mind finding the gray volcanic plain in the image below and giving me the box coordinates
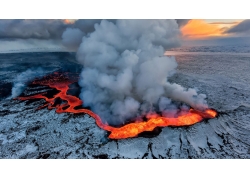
[0,50,250,159]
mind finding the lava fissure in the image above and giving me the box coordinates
[17,73,217,139]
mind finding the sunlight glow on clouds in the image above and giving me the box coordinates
[181,19,242,39]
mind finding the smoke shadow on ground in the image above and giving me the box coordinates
[0,82,12,99]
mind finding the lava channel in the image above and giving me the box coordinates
[16,72,218,139]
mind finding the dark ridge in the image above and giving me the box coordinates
[0,110,10,116]
[51,97,63,107]
[0,82,12,99]
[67,82,81,97]
[72,113,87,118]
[93,154,108,159]
[74,105,92,110]
[106,131,112,138]
[200,118,209,124]
[43,88,60,99]
[41,154,50,159]
[62,105,70,110]
[37,153,51,159]
[24,98,44,105]
[100,134,110,144]
[137,127,162,138]
[26,125,42,135]
[25,83,49,89]
[148,142,157,159]
[142,116,148,121]
[18,85,61,105]
[22,84,60,99]
[107,116,144,128]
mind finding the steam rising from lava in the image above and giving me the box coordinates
[71,20,208,126]
[10,68,47,98]
[11,20,216,140]
[17,73,217,139]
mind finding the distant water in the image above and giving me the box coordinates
[167,44,250,55]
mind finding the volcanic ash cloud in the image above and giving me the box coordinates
[73,20,208,125]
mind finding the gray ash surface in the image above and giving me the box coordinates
[0,52,250,159]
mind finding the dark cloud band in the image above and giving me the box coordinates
[225,20,250,35]
[0,19,185,40]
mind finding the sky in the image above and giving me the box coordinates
[181,19,245,39]
[0,19,249,52]
[63,19,248,39]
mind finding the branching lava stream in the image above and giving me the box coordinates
[17,72,217,139]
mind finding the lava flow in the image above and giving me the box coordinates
[17,72,217,139]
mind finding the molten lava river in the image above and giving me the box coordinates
[17,72,217,139]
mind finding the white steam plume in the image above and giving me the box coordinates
[69,20,208,125]
[10,68,46,98]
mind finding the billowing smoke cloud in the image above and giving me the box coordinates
[72,20,208,126]
[61,20,116,51]
[61,19,189,52]
[225,20,250,35]
[10,68,46,98]
[62,28,85,51]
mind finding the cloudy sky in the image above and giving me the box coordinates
[181,19,246,39]
[0,19,249,52]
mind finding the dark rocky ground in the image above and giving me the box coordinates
[0,52,250,158]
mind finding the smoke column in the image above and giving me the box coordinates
[10,68,46,98]
[66,20,208,126]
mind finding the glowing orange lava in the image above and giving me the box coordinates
[17,72,217,139]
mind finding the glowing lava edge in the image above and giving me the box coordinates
[17,73,217,139]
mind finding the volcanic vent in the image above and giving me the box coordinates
[17,72,217,139]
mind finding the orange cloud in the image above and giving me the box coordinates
[181,19,235,39]
[63,19,76,24]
